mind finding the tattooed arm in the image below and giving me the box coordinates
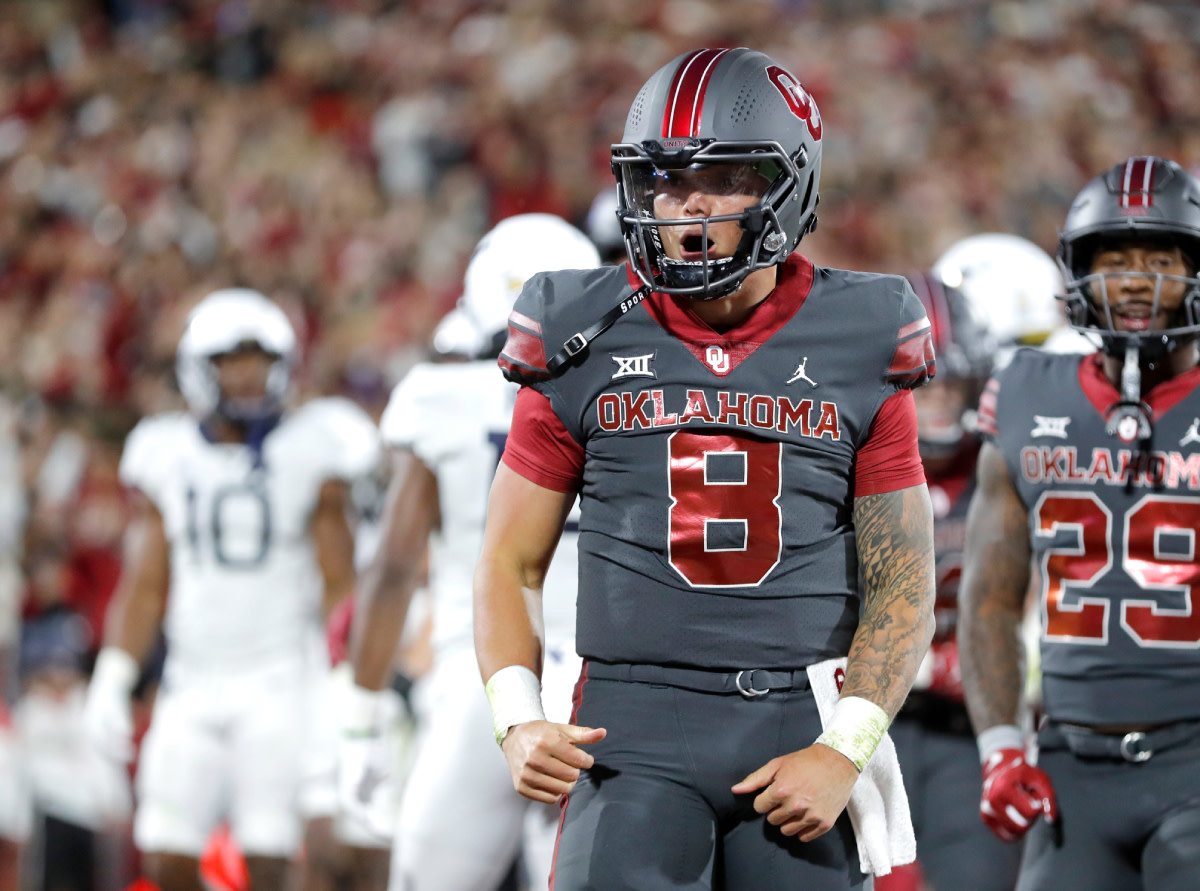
[732,482,935,841]
[843,483,937,717]
[958,442,1032,735]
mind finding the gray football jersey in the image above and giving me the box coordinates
[500,256,932,669]
[982,348,1200,725]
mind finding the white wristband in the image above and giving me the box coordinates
[342,683,385,736]
[93,647,139,695]
[485,665,545,745]
[814,696,890,772]
[976,724,1024,764]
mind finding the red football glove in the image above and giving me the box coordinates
[980,748,1058,842]
[927,640,963,701]
[326,597,355,666]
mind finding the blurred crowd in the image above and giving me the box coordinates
[0,0,1198,887]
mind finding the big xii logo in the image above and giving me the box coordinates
[611,353,656,380]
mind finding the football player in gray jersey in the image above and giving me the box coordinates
[475,47,938,890]
[960,156,1200,891]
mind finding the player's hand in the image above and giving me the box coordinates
[980,748,1057,842]
[83,649,138,763]
[337,727,398,841]
[732,743,859,840]
[337,681,402,841]
[501,720,606,804]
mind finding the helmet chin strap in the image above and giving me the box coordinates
[1105,340,1154,446]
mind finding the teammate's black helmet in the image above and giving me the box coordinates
[1058,156,1200,359]
[611,47,823,301]
[906,272,994,456]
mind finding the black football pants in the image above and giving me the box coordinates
[1017,721,1200,891]
[549,668,871,890]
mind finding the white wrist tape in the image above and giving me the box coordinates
[342,683,385,736]
[976,724,1024,764]
[93,647,139,695]
[485,665,545,745]
[815,696,890,772]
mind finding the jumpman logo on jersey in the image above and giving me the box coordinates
[1181,418,1200,447]
[786,357,818,387]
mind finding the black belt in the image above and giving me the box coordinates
[1044,718,1200,763]
[585,661,810,698]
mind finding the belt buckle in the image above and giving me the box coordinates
[735,670,769,699]
[1120,731,1153,763]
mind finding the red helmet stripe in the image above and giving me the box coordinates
[662,48,729,138]
[1121,156,1155,208]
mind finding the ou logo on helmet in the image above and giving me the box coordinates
[765,65,822,142]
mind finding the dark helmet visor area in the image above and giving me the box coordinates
[1064,270,1200,359]
[612,140,800,300]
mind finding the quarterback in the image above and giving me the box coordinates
[476,47,937,889]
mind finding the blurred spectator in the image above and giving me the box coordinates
[16,608,131,891]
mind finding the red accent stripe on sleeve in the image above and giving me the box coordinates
[662,49,728,138]
[976,378,1001,438]
[499,325,549,375]
[888,323,936,385]
[897,317,930,339]
[509,310,543,335]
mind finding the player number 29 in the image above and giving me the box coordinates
[1036,492,1200,647]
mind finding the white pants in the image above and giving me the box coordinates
[135,665,310,858]
[0,724,30,842]
[391,644,581,891]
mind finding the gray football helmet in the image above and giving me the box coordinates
[611,47,823,300]
[1058,156,1200,444]
[1058,156,1200,359]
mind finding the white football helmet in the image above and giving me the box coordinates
[456,214,601,357]
[586,188,625,264]
[932,234,1065,349]
[176,288,296,422]
[431,307,483,360]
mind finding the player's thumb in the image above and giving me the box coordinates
[561,724,607,745]
[732,761,777,795]
[1040,784,1059,822]
[1026,770,1059,822]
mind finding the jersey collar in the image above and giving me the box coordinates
[1078,351,1200,420]
[633,255,815,377]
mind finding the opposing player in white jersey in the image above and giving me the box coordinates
[933,232,1098,363]
[340,214,600,891]
[84,289,381,891]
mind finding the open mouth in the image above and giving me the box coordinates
[680,233,716,261]
[1112,307,1156,331]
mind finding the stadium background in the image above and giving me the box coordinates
[1,0,1198,888]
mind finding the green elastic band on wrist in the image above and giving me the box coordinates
[485,665,545,746]
[815,696,890,772]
